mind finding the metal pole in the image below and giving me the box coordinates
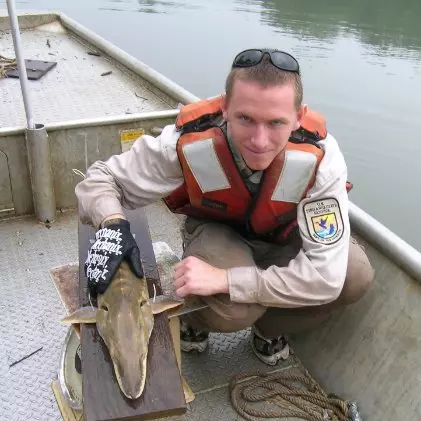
[6,0,35,129]
[6,1,56,222]
[26,125,57,223]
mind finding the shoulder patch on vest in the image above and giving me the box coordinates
[303,198,344,244]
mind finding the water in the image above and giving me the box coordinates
[2,0,421,251]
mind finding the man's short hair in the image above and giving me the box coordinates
[225,55,303,110]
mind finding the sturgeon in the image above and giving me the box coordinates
[61,260,183,400]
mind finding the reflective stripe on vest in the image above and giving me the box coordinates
[272,150,318,203]
[183,138,230,193]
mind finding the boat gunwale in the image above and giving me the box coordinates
[0,109,180,136]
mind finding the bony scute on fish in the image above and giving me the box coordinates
[60,260,183,400]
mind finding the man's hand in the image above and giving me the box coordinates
[174,256,228,298]
[84,219,143,297]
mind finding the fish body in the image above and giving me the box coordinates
[61,260,183,399]
[96,262,154,399]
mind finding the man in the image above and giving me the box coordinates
[76,48,374,366]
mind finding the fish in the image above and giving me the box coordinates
[60,260,184,400]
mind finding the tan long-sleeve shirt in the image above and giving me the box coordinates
[75,123,350,308]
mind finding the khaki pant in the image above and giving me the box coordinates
[181,217,374,339]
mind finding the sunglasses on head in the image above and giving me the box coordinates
[232,49,300,74]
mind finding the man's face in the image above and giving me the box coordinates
[222,79,306,170]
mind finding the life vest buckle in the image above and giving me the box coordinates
[178,111,223,134]
[290,128,322,148]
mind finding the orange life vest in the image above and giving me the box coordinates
[164,96,342,243]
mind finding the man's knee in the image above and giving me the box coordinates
[181,217,254,269]
[340,236,374,305]
[185,294,266,333]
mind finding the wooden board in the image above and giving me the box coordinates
[51,262,79,314]
[78,209,186,421]
[52,380,83,421]
[50,262,81,335]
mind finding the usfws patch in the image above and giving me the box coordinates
[303,198,344,244]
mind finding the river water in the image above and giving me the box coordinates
[2,0,421,251]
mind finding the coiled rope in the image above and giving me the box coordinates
[0,55,17,79]
[230,358,361,421]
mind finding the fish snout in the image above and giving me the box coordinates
[122,379,142,400]
[114,355,147,400]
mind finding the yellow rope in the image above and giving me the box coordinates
[230,360,354,421]
[0,55,17,79]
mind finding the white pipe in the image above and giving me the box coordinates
[6,0,35,129]
[349,201,421,282]
[0,108,181,136]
